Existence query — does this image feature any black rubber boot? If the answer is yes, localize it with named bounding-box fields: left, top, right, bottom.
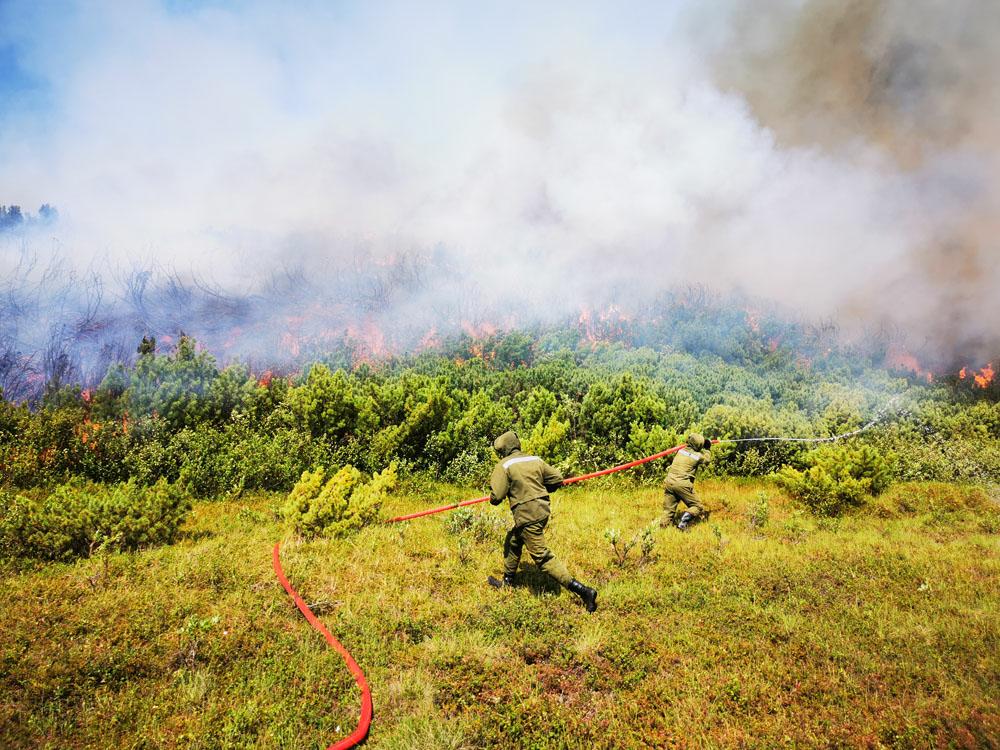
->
left=677, top=512, right=695, bottom=531
left=488, top=573, right=516, bottom=589
left=568, top=580, right=598, bottom=612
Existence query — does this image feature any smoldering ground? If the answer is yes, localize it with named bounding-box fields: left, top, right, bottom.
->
left=1, top=0, right=998, bottom=391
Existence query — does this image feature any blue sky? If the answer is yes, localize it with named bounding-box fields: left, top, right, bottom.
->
left=0, top=39, right=47, bottom=121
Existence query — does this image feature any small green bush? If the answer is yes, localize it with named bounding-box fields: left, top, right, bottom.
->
left=282, top=463, right=397, bottom=538
left=0, top=479, right=191, bottom=561
left=776, top=443, right=894, bottom=516
left=445, top=506, right=507, bottom=543
left=604, top=524, right=657, bottom=567
left=746, top=491, right=770, bottom=534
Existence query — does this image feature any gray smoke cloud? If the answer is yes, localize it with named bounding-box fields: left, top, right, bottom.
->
left=1, top=0, right=997, bottom=384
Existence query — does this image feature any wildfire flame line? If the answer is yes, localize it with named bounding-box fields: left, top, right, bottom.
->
left=958, top=363, right=995, bottom=388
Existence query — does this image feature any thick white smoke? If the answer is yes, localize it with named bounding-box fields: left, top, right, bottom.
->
left=1, top=0, right=997, bottom=375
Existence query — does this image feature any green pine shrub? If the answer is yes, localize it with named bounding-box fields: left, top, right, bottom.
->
left=127, top=336, right=228, bottom=430
left=776, top=443, right=894, bottom=516
left=0, top=479, right=191, bottom=561
left=521, top=414, right=572, bottom=466
left=282, top=463, right=397, bottom=538
left=700, top=398, right=812, bottom=476
left=426, top=388, right=514, bottom=474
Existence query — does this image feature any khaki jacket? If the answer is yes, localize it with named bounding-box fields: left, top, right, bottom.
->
left=489, top=431, right=563, bottom=525
left=665, top=446, right=711, bottom=486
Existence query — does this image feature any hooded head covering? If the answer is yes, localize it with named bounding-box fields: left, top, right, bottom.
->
left=687, top=433, right=708, bottom=451
left=493, top=431, right=521, bottom=458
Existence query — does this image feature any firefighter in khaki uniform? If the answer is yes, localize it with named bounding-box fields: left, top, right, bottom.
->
left=663, top=433, right=712, bottom=530
left=487, top=431, right=598, bottom=612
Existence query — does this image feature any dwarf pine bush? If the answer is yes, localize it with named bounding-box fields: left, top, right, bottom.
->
left=0, top=479, right=191, bottom=561
left=776, top=443, right=894, bottom=516
left=283, top=463, right=397, bottom=538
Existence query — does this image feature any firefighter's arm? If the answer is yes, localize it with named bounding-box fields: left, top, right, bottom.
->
left=541, top=461, right=564, bottom=493
left=489, top=463, right=509, bottom=505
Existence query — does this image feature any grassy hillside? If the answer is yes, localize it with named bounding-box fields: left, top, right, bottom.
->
left=3, top=480, right=998, bottom=749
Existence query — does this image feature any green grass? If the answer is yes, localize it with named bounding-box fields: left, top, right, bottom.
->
left=2, top=480, right=999, bottom=749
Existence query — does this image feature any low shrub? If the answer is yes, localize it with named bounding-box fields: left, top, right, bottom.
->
left=0, top=479, right=191, bottom=561
left=745, top=491, right=770, bottom=534
left=282, top=463, right=397, bottom=538
left=869, top=482, right=998, bottom=521
left=173, top=423, right=324, bottom=498
left=445, top=506, right=508, bottom=543
left=604, top=524, right=657, bottom=567
left=776, top=443, right=894, bottom=516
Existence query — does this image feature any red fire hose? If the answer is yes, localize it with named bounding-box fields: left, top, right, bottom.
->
left=272, top=542, right=373, bottom=750
left=386, top=443, right=689, bottom=522
left=273, top=441, right=696, bottom=749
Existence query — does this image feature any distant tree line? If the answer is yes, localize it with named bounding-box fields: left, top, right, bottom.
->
left=0, top=203, right=58, bottom=231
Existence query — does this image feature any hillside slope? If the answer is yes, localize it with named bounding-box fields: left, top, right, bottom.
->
left=2, top=481, right=998, bottom=749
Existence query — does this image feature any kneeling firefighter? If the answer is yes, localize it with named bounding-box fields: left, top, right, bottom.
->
left=663, top=433, right=712, bottom=530
left=487, top=431, right=598, bottom=613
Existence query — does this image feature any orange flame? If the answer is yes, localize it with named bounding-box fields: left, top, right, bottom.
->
left=78, top=418, right=102, bottom=447
left=577, top=305, right=632, bottom=347
left=885, top=344, right=933, bottom=383
left=344, top=319, right=388, bottom=365
left=418, top=327, right=441, bottom=352
left=974, top=363, right=995, bottom=388
left=957, top=363, right=994, bottom=388
left=461, top=321, right=497, bottom=339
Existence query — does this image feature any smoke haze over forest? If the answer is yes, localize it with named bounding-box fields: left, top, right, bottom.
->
left=1, top=0, right=998, bottom=392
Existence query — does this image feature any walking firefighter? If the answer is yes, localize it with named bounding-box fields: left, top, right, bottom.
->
left=487, top=431, right=598, bottom=613
left=662, top=432, right=712, bottom=530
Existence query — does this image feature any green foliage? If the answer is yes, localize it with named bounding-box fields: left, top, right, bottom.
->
left=624, top=423, right=681, bottom=479
left=700, top=398, right=812, bottom=476
left=127, top=335, right=234, bottom=430
left=0, top=479, right=191, bottom=561
left=745, top=491, right=770, bottom=534
left=520, top=387, right=558, bottom=428
left=171, top=421, right=323, bottom=498
left=4, top=330, right=1000, bottom=500
left=372, top=385, right=453, bottom=468
left=777, top=444, right=894, bottom=516
left=520, top=414, right=572, bottom=466
left=603, top=524, right=657, bottom=567
left=428, top=389, right=514, bottom=478
left=578, top=373, right=670, bottom=465
left=282, top=463, right=397, bottom=538
left=445, top=506, right=507, bottom=543
left=287, top=364, right=375, bottom=441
